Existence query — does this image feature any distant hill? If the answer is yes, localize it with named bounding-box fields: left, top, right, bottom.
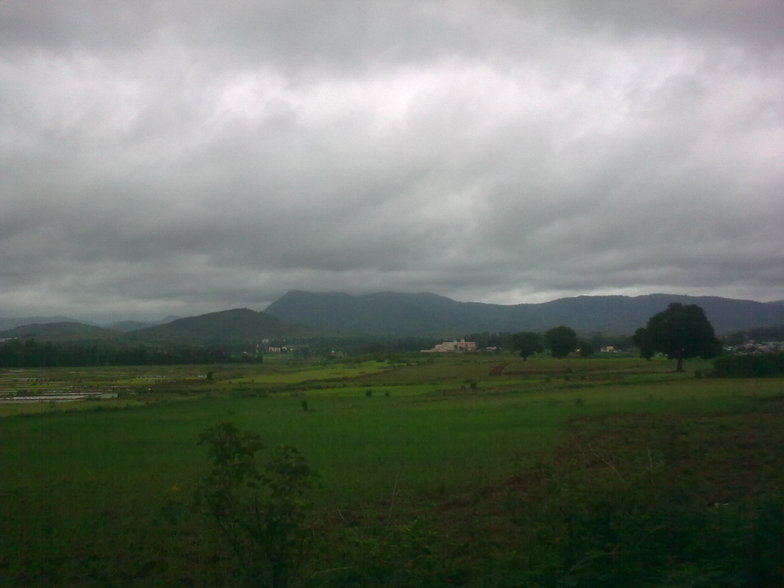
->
left=0, top=316, right=81, bottom=331
left=0, top=321, right=120, bottom=342
left=129, top=308, right=315, bottom=345
left=107, top=320, right=155, bottom=332
left=264, top=291, right=479, bottom=337
left=4, top=293, right=783, bottom=346
left=265, top=291, right=784, bottom=337
left=105, top=316, right=182, bottom=332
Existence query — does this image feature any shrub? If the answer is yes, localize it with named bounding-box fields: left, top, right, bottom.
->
left=196, top=422, right=319, bottom=587
left=713, top=353, right=784, bottom=377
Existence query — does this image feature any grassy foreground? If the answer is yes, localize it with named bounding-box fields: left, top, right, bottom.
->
left=1, top=355, right=783, bottom=586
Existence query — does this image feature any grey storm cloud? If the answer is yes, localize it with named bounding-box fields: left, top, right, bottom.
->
left=1, top=1, right=783, bottom=321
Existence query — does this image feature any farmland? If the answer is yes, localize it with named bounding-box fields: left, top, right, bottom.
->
left=1, top=354, right=783, bottom=586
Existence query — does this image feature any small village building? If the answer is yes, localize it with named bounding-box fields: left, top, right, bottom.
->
left=422, top=339, right=478, bottom=353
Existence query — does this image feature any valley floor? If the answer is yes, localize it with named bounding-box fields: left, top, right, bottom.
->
left=1, top=355, right=782, bottom=586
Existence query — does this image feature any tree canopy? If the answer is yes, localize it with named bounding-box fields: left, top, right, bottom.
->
left=578, top=340, right=594, bottom=358
left=636, top=303, right=721, bottom=371
left=512, top=331, right=543, bottom=360
left=544, top=326, right=578, bottom=359
left=633, top=327, right=654, bottom=360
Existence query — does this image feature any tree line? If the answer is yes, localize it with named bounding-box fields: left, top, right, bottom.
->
left=0, top=303, right=724, bottom=368
left=0, top=338, right=233, bottom=367
left=510, top=303, right=722, bottom=370
left=510, top=326, right=593, bottom=360
left=723, top=324, right=784, bottom=346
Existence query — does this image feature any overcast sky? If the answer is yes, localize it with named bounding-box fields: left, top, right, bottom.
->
left=2, top=1, right=783, bottom=322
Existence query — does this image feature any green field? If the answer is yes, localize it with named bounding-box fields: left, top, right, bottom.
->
left=1, top=355, right=783, bottom=586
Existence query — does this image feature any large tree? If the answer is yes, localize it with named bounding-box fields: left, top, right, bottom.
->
left=512, top=331, right=543, bottom=360
left=544, top=326, right=578, bottom=359
left=637, top=303, right=721, bottom=371
left=578, top=340, right=594, bottom=358
left=633, top=327, right=654, bottom=360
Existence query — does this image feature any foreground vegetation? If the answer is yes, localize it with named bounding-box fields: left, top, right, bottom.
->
left=1, top=354, right=783, bottom=586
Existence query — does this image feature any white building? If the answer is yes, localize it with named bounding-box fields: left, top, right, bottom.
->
left=422, top=339, right=478, bottom=353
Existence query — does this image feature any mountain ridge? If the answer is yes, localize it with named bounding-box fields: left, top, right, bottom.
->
left=264, top=291, right=784, bottom=337
left=3, top=292, right=784, bottom=343
left=127, top=307, right=316, bottom=344
left=0, top=316, right=83, bottom=331
left=0, top=321, right=121, bottom=342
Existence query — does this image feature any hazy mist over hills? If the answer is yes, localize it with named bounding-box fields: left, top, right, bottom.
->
left=3, top=291, right=784, bottom=343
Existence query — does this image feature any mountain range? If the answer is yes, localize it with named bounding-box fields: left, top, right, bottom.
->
left=129, top=308, right=316, bottom=343
left=2, top=291, right=784, bottom=345
left=264, top=291, right=784, bottom=337
left=0, top=321, right=120, bottom=342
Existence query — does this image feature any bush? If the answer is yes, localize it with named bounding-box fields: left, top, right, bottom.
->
left=500, top=450, right=784, bottom=587
left=713, top=353, right=784, bottom=377
left=196, top=422, right=319, bottom=587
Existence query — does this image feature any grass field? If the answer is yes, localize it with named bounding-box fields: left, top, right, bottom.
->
left=1, top=354, right=783, bottom=586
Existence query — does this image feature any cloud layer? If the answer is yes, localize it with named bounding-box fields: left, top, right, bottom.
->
left=2, top=1, right=783, bottom=321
